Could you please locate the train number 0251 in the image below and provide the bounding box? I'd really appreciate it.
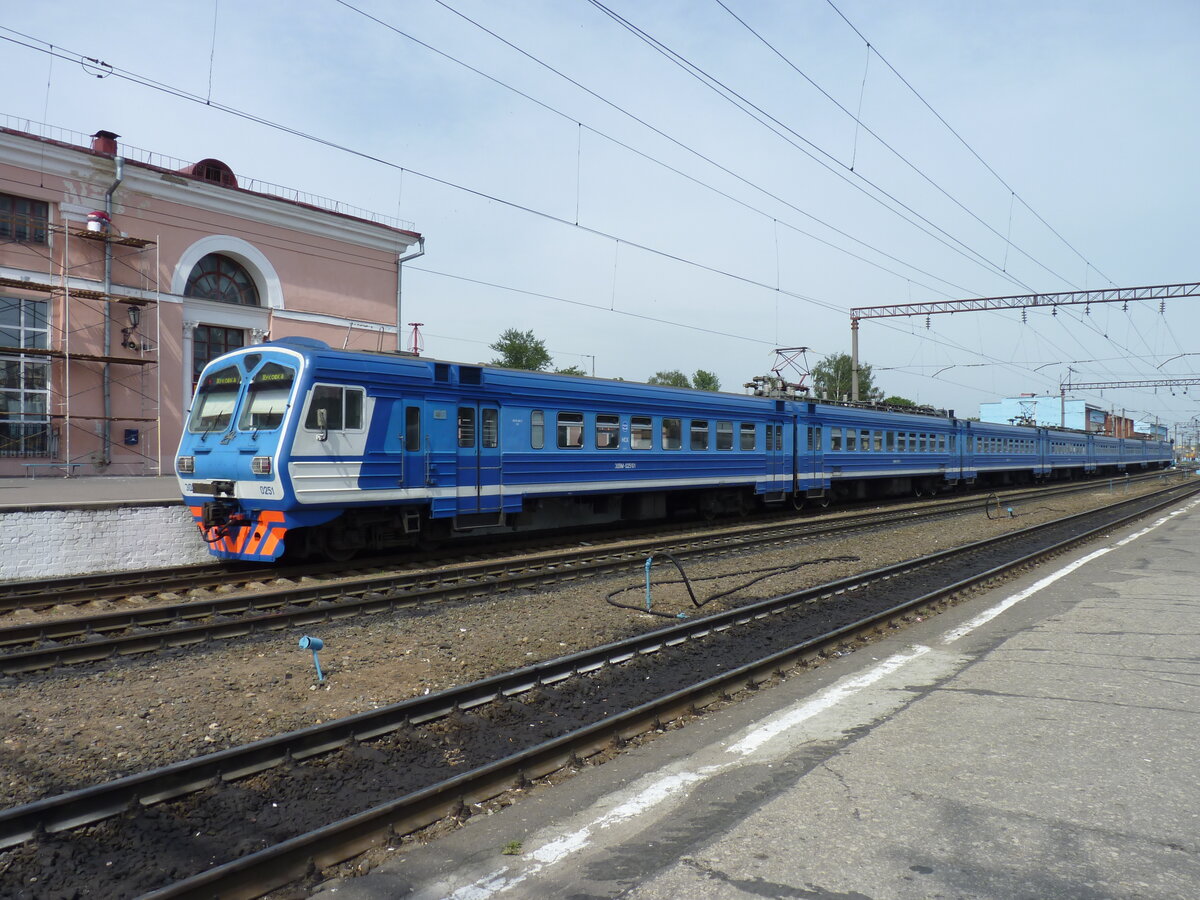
[259,485,276,496]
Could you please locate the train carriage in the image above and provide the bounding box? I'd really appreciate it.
[177,338,1175,563]
[964,420,1046,485]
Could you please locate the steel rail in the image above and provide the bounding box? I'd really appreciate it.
[2,481,1194,870]
[0,473,1180,671]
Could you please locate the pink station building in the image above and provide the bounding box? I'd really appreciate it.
[0,118,423,478]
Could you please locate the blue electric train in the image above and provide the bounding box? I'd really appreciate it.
[175,337,1174,562]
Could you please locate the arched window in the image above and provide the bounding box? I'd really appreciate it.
[184,254,260,306]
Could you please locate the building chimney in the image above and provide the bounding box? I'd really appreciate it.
[91,130,120,155]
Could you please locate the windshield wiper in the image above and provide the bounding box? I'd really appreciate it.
[252,408,276,439]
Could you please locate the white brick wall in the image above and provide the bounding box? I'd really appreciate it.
[0,505,212,581]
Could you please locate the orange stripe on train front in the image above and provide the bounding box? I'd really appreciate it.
[260,527,287,559]
[237,523,257,556]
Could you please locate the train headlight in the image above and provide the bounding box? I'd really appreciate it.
[251,456,272,475]
[177,456,195,475]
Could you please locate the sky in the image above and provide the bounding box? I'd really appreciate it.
[3,0,1199,433]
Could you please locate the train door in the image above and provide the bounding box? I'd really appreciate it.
[802,420,823,492]
[401,401,426,487]
[455,402,501,515]
[766,419,785,493]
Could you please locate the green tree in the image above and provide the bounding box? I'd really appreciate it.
[647,370,691,388]
[490,328,551,371]
[691,369,721,392]
[554,364,588,376]
[883,395,916,407]
[812,353,875,401]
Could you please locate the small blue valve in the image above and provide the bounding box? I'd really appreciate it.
[299,635,325,682]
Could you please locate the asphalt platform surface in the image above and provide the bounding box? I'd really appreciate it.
[313,494,1200,900]
[0,474,181,511]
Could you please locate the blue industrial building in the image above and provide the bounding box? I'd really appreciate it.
[979,395,1105,431]
[979,395,1168,440]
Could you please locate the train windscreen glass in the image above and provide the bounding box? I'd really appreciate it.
[189,365,242,433]
[238,362,295,431]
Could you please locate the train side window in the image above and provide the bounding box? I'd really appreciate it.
[950,434,956,452]
[308,386,342,430]
[596,414,620,449]
[860,429,870,451]
[631,416,653,449]
[873,430,882,451]
[457,407,476,448]
[405,406,421,451]
[557,412,584,449]
[662,418,682,450]
[690,420,709,451]
[531,410,544,449]
[845,429,857,451]
[716,421,734,450]
[774,424,783,451]
[482,408,499,449]
[306,385,363,432]
[886,431,896,452]
[830,427,842,451]
[976,436,982,452]
[742,422,757,451]
[938,435,946,452]
[348,390,364,428]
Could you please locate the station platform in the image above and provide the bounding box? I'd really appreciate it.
[0,474,180,512]
[312,494,1200,899]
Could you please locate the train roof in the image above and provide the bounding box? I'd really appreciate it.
[252,339,1167,442]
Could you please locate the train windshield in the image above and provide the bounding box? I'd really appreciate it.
[238,362,295,431]
[188,365,242,434]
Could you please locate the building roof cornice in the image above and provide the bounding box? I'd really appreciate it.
[0,127,420,255]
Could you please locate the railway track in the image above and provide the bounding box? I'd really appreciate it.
[0,471,1167,614]
[1,480,1195,898]
[0,473,1177,673]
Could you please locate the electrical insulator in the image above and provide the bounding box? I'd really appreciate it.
[1021,309,1027,324]
[924,315,930,329]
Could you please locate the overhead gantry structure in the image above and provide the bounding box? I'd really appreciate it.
[848,282,1200,402]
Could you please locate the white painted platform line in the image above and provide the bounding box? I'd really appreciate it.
[443,644,936,900]
[941,497,1199,645]
[726,644,932,757]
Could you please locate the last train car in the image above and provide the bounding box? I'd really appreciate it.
[176,337,791,561]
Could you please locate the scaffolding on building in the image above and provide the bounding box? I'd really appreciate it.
[0,222,160,474]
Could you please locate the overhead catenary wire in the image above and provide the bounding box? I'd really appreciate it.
[341,0,987,300]
[822,0,1117,288]
[709,0,1082,290]
[584,0,1043,295]
[2,18,1182,419]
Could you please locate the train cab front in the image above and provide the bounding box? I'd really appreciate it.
[176,350,301,562]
